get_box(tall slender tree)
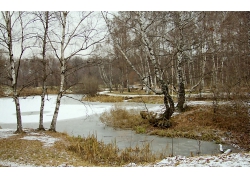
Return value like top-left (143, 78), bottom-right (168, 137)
top-left (48, 11), bottom-right (105, 131)
top-left (35, 11), bottom-right (51, 130)
top-left (0, 11), bottom-right (35, 133)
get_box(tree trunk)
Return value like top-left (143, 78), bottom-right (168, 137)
top-left (50, 12), bottom-right (67, 132)
top-left (14, 95), bottom-right (23, 133)
top-left (50, 91), bottom-right (63, 131)
top-left (174, 12), bottom-right (186, 112)
top-left (176, 52), bottom-right (186, 112)
top-left (4, 11), bottom-right (23, 133)
top-left (138, 13), bottom-right (174, 123)
top-left (39, 11), bottom-right (49, 131)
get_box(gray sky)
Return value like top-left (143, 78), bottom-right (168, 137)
top-left (1, 0), bottom-right (247, 11)
top-left (0, 11), bottom-right (107, 59)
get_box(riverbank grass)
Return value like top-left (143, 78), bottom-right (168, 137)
top-left (0, 129), bottom-right (163, 167)
top-left (100, 103), bottom-right (250, 151)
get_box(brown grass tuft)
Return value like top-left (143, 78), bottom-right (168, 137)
top-left (100, 104), bottom-right (150, 129)
top-left (67, 134), bottom-right (161, 166)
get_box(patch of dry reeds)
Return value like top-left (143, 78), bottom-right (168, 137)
top-left (100, 104), bottom-right (149, 130)
top-left (83, 94), bottom-right (125, 103)
top-left (67, 134), bottom-right (160, 166)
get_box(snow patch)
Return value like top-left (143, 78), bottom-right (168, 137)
top-left (0, 159), bottom-right (36, 167)
top-left (0, 129), bottom-right (17, 139)
top-left (151, 153), bottom-right (250, 167)
top-left (21, 135), bottom-right (59, 147)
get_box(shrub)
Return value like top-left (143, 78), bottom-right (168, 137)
top-left (75, 76), bottom-right (99, 96)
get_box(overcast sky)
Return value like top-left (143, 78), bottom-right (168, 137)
top-left (0, 0), bottom-right (248, 11)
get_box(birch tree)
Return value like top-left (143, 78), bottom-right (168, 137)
top-left (35, 11), bottom-right (52, 130)
top-left (0, 11), bottom-right (35, 133)
top-left (48, 11), bottom-right (105, 132)
top-left (102, 11), bottom-right (175, 127)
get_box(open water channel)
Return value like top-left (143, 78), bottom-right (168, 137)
top-left (0, 94), bottom-right (239, 157)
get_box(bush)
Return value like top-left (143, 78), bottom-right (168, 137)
top-left (75, 76), bottom-right (99, 96)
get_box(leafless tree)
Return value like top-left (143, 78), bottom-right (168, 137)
top-left (102, 11), bottom-right (175, 127)
top-left (34, 11), bottom-right (53, 130)
top-left (48, 11), bottom-right (105, 131)
top-left (0, 11), bottom-right (36, 133)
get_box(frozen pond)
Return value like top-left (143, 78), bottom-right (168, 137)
top-left (0, 94), bottom-right (239, 157)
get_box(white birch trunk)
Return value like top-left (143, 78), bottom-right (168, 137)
top-left (4, 12), bottom-right (23, 133)
top-left (50, 12), bottom-right (67, 131)
top-left (138, 13), bottom-right (174, 121)
top-left (39, 11), bottom-right (49, 130)
top-left (175, 24), bottom-right (185, 111)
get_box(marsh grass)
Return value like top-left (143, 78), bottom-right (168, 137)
top-left (83, 94), bottom-right (125, 102)
top-left (67, 134), bottom-right (161, 166)
top-left (100, 102), bottom-right (250, 150)
top-left (129, 96), bottom-right (164, 104)
top-left (100, 104), bottom-right (150, 129)
top-left (0, 129), bottom-right (162, 167)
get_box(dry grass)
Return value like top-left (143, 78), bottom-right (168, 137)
top-left (0, 130), bottom-right (90, 167)
top-left (19, 86), bottom-right (60, 96)
top-left (129, 96), bottom-right (164, 104)
top-left (84, 94), bottom-right (167, 104)
top-left (0, 86), bottom-right (73, 97)
top-left (67, 134), bottom-right (162, 166)
top-left (0, 129), bottom-right (162, 167)
top-left (100, 104), bottom-right (150, 131)
top-left (83, 94), bottom-right (125, 103)
top-left (100, 102), bottom-right (250, 151)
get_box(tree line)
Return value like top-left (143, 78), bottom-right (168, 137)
top-left (0, 11), bottom-right (249, 132)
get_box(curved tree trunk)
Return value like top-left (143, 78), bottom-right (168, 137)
top-left (138, 12), bottom-right (175, 126)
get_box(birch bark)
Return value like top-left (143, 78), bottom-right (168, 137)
top-left (49, 12), bottom-right (67, 131)
top-left (48, 12), bottom-right (104, 131)
top-left (38, 11), bottom-right (49, 131)
top-left (137, 12), bottom-right (174, 122)
top-left (1, 12), bottom-right (23, 133)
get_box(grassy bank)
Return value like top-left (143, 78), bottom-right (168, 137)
top-left (100, 102), bottom-right (250, 151)
top-left (0, 129), bottom-right (164, 167)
